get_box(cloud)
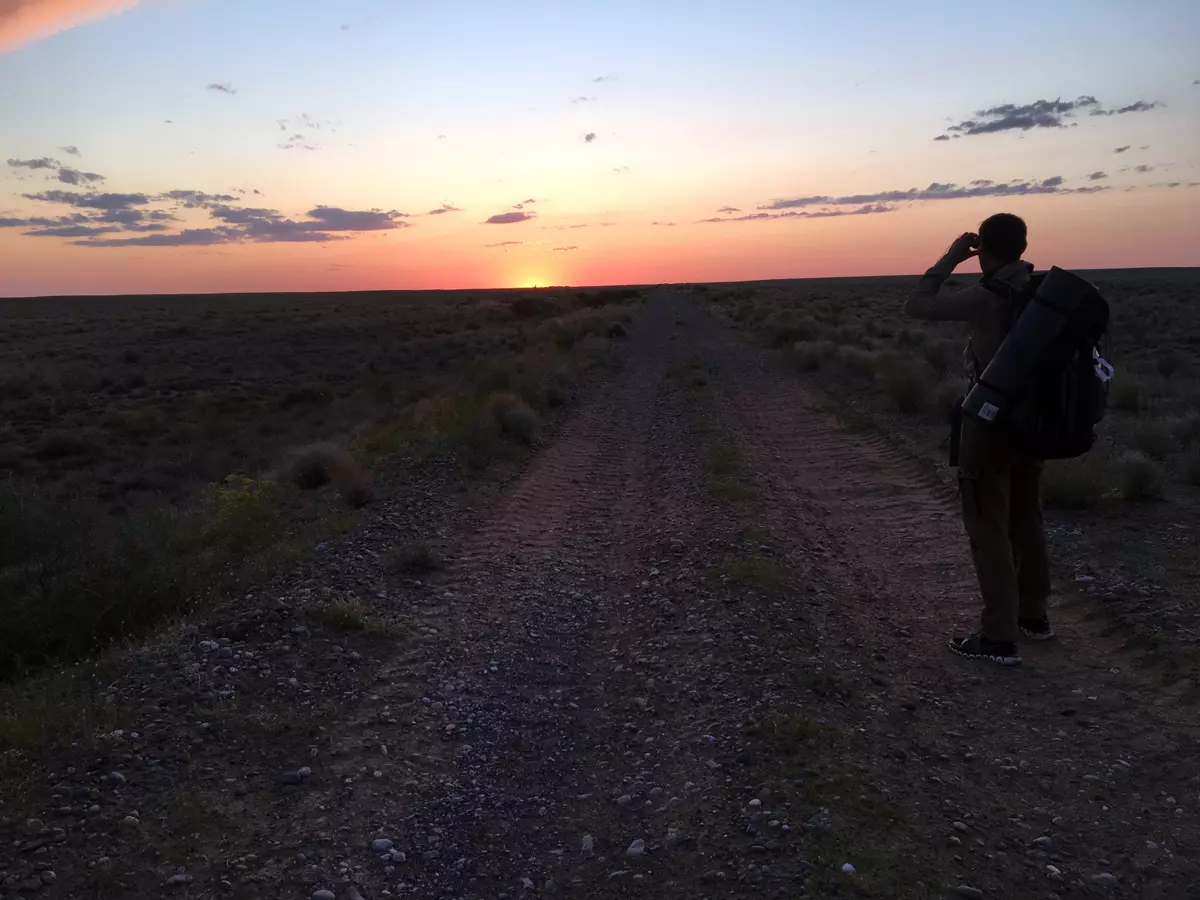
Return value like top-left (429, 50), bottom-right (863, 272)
top-left (485, 211), bottom-right (535, 225)
top-left (700, 204), bottom-right (896, 223)
top-left (78, 227), bottom-right (244, 248)
top-left (553, 245), bottom-right (579, 252)
top-left (759, 176), bottom-right (1100, 211)
top-left (933, 135), bottom-right (951, 142)
top-left (1114, 145), bottom-right (1131, 153)
top-left (161, 189), bottom-right (238, 208)
top-left (939, 95), bottom-right (1161, 138)
top-left (427, 204), bottom-right (461, 215)
top-left (0, 0), bottom-right (144, 54)
top-left (571, 96), bottom-right (595, 103)
top-left (8, 157), bottom-right (60, 170)
top-left (24, 223), bottom-right (123, 238)
top-left (1089, 100), bottom-right (1163, 116)
top-left (717, 206), bottom-right (740, 214)
top-left (206, 82), bottom-right (236, 95)
top-left (1088, 171), bottom-right (1108, 181)
top-left (512, 198), bottom-right (539, 210)
top-left (57, 167), bottom-right (105, 186)
top-left (305, 206), bottom-right (407, 231)
top-left (279, 134), bottom-right (316, 151)
top-left (652, 221), bottom-right (676, 227)
top-left (612, 165), bottom-right (630, 174)
top-left (592, 75), bottom-right (617, 83)
top-left (24, 189), bottom-right (149, 209)
top-left (1135, 164), bottom-right (1155, 173)
top-left (59, 145), bottom-right (80, 156)
top-left (485, 240), bottom-right (523, 247)
top-left (583, 132), bottom-right (597, 143)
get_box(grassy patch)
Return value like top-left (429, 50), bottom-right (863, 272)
top-left (875, 354), bottom-right (930, 415)
top-left (713, 554), bottom-right (786, 592)
top-left (1041, 455), bottom-right (1109, 510)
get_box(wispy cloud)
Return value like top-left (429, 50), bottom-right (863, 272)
top-left (553, 245), bottom-right (579, 252)
top-left (485, 240), bottom-right (523, 248)
top-left (583, 132), bottom-right (597, 143)
top-left (278, 134), bottom-right (316, 151)
top-left (206, 82), bottom-right (237, 95)
top-left (485, 211), bottom-right (535, 225)
top-left (759, 176), bottom-right (1093, 211)
top-left (938, 95), bottom-right (1162, 138)
top-left (717, 206), bottom-right (741, 214)
top-left (571, 96), bottom-right (595, 104)
top-left (24, 189), bottom-right (149, 210)
top-left (0, 0), bottom-right (145, 55)
top-left (699, 204), bottom-right (896, 223)
top-left (59, 145), bottom-right (81, 156)
top-left (161, 189), bottom-right (237, 208)
top-left (592, 75), bottom-right (617, 83)
top-left (1114, 145), bottom-right (1131, 153)
top-left (306, 206), bottom-right (408, 230)
top-left (1134, 164), bottom-right (1155, 173)
top-left (426, 204), bottom-right (461, 215)
top-left (1088, 171), bottom-right (1108, 181)
top-left (652, 221), bottom-right (676, 227)
top-left (7, 157), bottom-right (60, 170)
top-left (56, 167), bottom-right (105, 186)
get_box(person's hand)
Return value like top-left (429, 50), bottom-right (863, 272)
top-left (942, 232), bottom-right (980, 266)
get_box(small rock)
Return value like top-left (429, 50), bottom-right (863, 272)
top-left (952, 821), bottom-right (969, 832)
top-left (617, 794), bottom-right (633, 806)
top-left (108, 771), bottom-right (126, 786)
top-left (954, 887), bottom-right (983, 900)
top-left (120, 815), bottom-right (140, 829)
top-left (746, 823), bottom-right (757, 837)
top-left (626, 839), bottom-right (646, 858)
top-left (372, 838), bottom-right (395, 854)
top-left (1032, 836), bottom-right (1053, 851)
top-left (748, 798), bottom-right (762, 809)
top-left (278, 771), bottom-right (303, 785)
top-left (665, 828), bottom-right (681, 844)
top-left (1146, 840), bottom-right (1158, 851)
top-left (312, 891), bottom-right (336, 900)
top-left (165, 872), bottom-right (193, 887)
top-left (841, 863), bottom-right (856, 874)
top-left (1091, 873), bottom-right (1119, 888)
top-left (298, 766), bottom-right (312, 778)
top-left (581, 835), bottom-right (595, 853)
top-left (24, 817), bottom-right (45, 834)
top-left (1051, 816), bottom-right (1065, 827)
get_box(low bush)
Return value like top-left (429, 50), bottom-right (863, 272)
top-left (922, 340), bottom-right (960, 380)
top-left (837, 346), bottom-right (878, 378)
top-left (791, 340), bottom-right (835, 372)
top-left (1109, 376), bottom-right (1146, 413)
top-left (1041, 456), bottom-right (1108, 510)
top-left (1117, 451), bottom-right (1165, 502)
top-left (876, 354), bottom-right (930, 415)
top-left (1183, 448), bottom-right (1200, 486)
top-left (1129, 419), bottom-right (1175, 461)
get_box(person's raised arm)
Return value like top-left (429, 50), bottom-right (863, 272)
top-left (904, 232), bottom-right (983, 323)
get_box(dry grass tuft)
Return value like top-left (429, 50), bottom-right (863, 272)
top-left (286, 443), bottom-right (373, 508)
top-left (1118, 451), bottom-right (1166, 502)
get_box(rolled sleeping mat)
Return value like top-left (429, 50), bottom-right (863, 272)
top-left (962, 266), bottom-right (1103, 427)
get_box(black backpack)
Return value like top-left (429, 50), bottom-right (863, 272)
top-left (979, 271), bottom-right (1111, 460)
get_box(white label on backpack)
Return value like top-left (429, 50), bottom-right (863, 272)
top-left (978, 402), bottom-right (1000, 422)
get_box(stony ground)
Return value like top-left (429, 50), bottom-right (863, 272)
top-left (3, 289), bottom-right (1199, 899)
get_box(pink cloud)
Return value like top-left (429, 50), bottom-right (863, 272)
top-left (1, 0), bottom-right (146, 54)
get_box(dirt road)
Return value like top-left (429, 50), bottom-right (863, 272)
top-left (4, 290), bottom-right (1197, 899)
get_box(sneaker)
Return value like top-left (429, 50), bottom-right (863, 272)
top-left (948, 633), bottom-right (1022, 666)
top-left (1019, 617), bottom-right (1055, 641)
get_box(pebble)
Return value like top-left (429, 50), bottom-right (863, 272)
top-left (1031, 836), bottom-right (1053, 851)
top-left (626, 839), bottom-right (646, 858)
top-left (108, 771), bottom-right (126, 785)
top-left (841, 863), bottom-right (856, 874)
top-left (1091, 873), bottom-right (1119, 888)
top-left (120, 815), bottom-right (140, 829)
top-left (312, 891), bottom-right (336, 900)
top-left (665, 828), bottom-right (681, 844)
top-left (954, 887), bottom-right (983, 900)
top-left (952, 821), bottom-right (969, 832)
top-left (748, 798), bottom-right (762, 808)
top-left (581, 835), bottom-right (595, 853)
top-left (299, 766), bottom-right (313, 778)
top-left (165, 872), bottom-right (193, 887)
top-left (371, 838), bottom-right (395, 854)
top-left (617, 794), bottom-right (632, 806)
top-left (279, 771), bottom-right (303, 785)
top-left (1051, 816), bottom-right (1065, 827)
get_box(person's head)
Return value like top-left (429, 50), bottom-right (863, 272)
top-left (977, 212), bottom-right (1027, 272)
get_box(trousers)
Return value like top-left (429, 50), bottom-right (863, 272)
top-left (957, 417), bottom-right (1052, 642)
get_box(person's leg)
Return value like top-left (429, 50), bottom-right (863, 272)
top-left (957, 419), bottom-right (1021, 648)
top-left (1009, 456), bottom-right (1053, 636)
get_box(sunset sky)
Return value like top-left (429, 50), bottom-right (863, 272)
top-left (2, 0), bottom-right (1198, 296)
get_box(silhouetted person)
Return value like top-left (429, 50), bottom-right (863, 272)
top-left (904, 213), bottom-right (1052, 666)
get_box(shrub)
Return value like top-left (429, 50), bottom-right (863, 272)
top-left (1109, 377), bottom-right (1146, 413)
top-left (922, 340), bottom-right (960, 379)
top-left (1129, 420), bottom-right (1175, 461)
top-left (607, 321), bottom-right (628, 339)
top-left (1157, 349), bottom-right (1190, 378)
top-left (1041, 456), bottom-right (1108, 510)
top-left (896, 328), bottom-right (929, 348)
top-left (285, 443), bottom-right (372, 508)
top-left (791, 340), bottom-right (834, 372)
top-left (1184, 448), bottom-right (1200, 486)
top-left (487, 392), bottom-right (539, 444)
top-left (837, 346), bottom-right (878, 378)
top-left (307, 598), bottom-right (367, 632)
top-left (876, 355), bottom-right (930, 414)
top-left (1169, 413), bottom-right (1200, 449)
top-left (202, 475), bottom-right (281, 556)
top-left (29, 431), bottom-right (94, 461)
top-left (1117, 451), bottom-right (1165, 502)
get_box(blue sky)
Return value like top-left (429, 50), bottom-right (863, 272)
top-left (2, 0), bottom-right (1198, 294)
